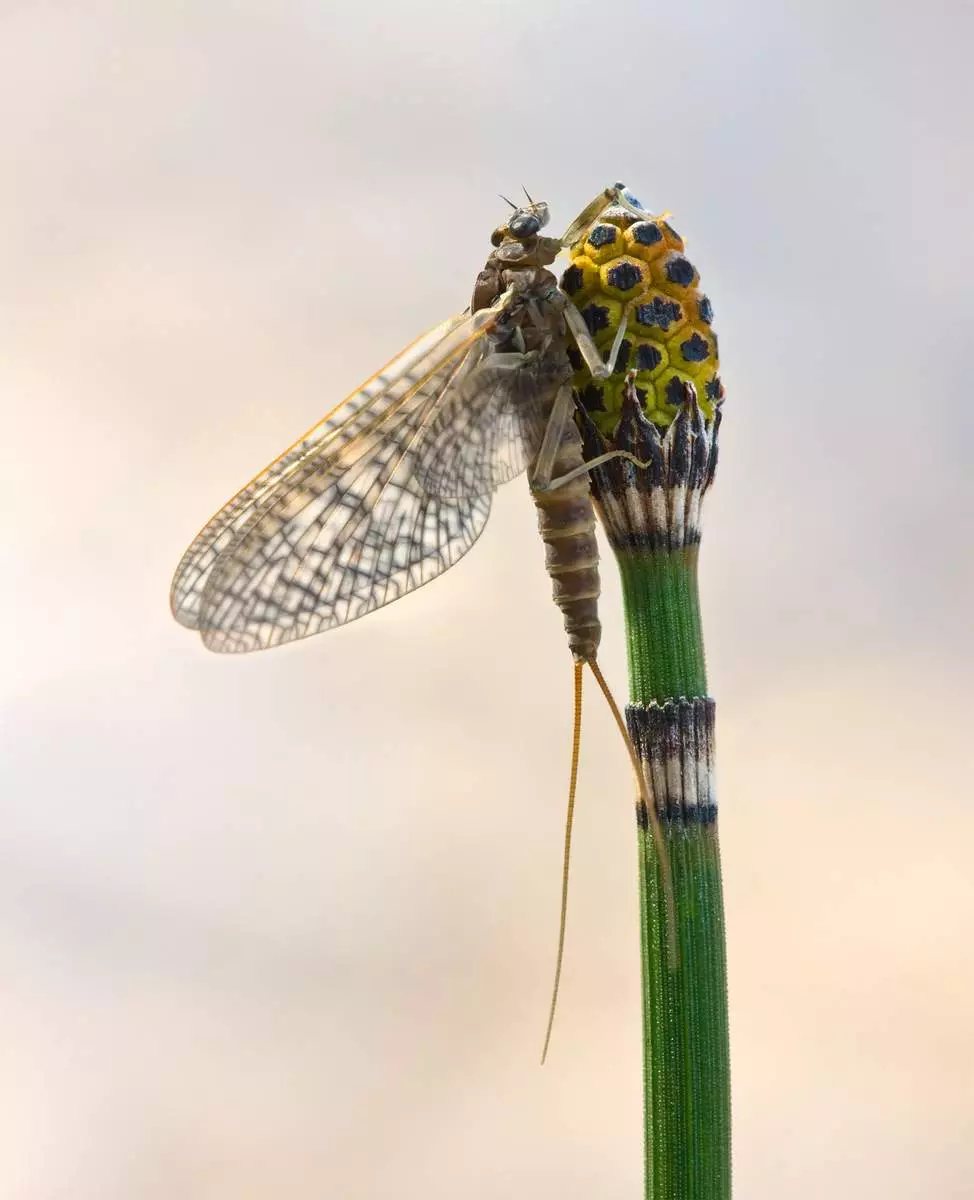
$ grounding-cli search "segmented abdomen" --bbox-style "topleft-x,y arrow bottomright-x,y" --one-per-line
531,424 -> 601,664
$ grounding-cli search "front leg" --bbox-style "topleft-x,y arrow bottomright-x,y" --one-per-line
562,299 -> 611,380
557,182 -> 648,249
534,447 -> 657,493
531,382 -> 655,494
561,295 -> 635,381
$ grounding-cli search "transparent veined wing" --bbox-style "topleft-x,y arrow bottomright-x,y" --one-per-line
171,310 -> 475,632
170,289 -> 544,653
416,351 -> 567,499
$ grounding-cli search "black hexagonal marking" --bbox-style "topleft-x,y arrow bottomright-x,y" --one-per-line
697,295 -> 714,324
665,375 -> 689,407
705,375 -> 724,401
634,343 -> 663,372
680,332 -> 711,363
587,224 -> 618,248
581,303 -> 611,335
566,343 -> 583,371
605,261 -> 644,292
630,221 -> 664,247
665,256 -> 697,287
608,339 -> 631,374
561,264 -> 585,295
578,382 -> 606,413
634,295 -> 684,331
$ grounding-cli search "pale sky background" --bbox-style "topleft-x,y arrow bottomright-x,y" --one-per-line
2,1 -> 972,1197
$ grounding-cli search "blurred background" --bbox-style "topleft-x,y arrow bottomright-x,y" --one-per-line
2,1 -> 972,1196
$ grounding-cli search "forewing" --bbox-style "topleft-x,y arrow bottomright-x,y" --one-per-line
416,353 -> 564,499
175,303 -> 530,652
171,306 -> 498,636
197,387 -> 489,652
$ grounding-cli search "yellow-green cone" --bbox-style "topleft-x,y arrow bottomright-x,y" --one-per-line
562,204 -> 723,436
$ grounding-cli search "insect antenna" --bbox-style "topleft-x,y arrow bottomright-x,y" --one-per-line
587,659 -> 678,970
541,659 -> 585,1065
498,193 -> 518,210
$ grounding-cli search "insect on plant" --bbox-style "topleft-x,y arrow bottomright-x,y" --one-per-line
170,184 -> 676,1056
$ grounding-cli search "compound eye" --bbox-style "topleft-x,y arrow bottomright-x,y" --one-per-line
490,227 -> 506,246
509,211 -> 541,239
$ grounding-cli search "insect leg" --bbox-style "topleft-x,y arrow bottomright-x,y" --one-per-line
531,383 -> 577,490
533,445 -> 657,493
537,372 -> 694,492
603,301 -> 633,375
562,300 -> 611,380
558,183 -> 649,249
557,186 -> 620,248
563,295 -> 634,381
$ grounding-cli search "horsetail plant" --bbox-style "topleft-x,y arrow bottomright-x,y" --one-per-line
563,197 -> 731,1199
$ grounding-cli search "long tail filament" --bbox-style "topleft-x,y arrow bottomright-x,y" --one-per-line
541,659 -> 584,1065
541,657 -> 678,1065
587,658 -> 678,968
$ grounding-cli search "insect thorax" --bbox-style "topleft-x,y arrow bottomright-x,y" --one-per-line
475,258 -> 568,356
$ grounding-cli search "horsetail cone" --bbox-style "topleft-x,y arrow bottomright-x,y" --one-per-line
563,197 -> 724,568
562,204 -> 724,436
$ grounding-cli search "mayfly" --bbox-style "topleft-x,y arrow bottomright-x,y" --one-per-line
170,183 -> 674,1057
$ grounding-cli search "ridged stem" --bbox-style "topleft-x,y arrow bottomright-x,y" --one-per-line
618,547 -> 731,1200
618,547 -> 707,705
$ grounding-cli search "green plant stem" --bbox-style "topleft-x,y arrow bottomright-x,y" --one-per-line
619,546 -> 731,1200
619,546 -> 707,706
